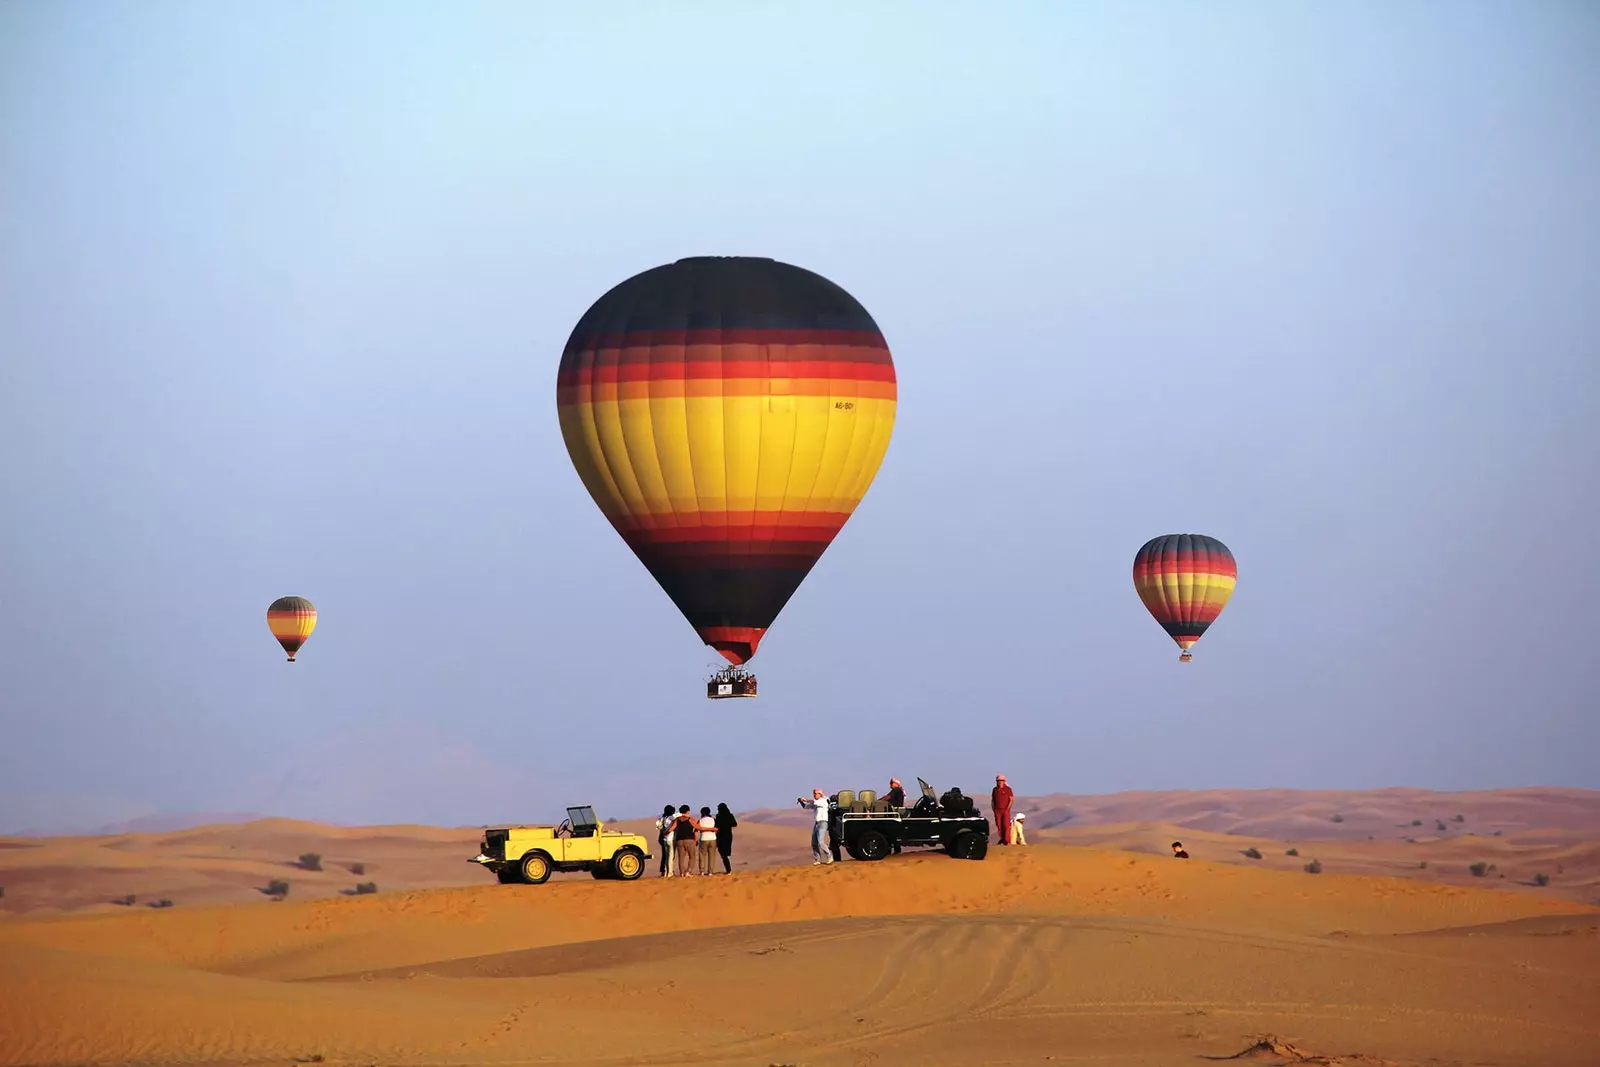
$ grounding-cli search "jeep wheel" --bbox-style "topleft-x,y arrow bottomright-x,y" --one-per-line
590,865 -> 613,879
495,868 -> 520,884
519,851 -> 553,885
612,847 -> 646,881
844,843 -> 864,861
949,831 -> 988,860
856,830 -> 891,861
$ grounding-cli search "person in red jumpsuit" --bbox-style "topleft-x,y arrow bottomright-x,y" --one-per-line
991,774 -> 1015,844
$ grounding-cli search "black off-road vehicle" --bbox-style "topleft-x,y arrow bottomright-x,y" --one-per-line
836,777 -> 990,861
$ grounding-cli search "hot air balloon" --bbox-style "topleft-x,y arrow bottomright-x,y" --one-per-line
266,596 -> 317,662
1132,534 -> 1236,662
556,256 -> 898,698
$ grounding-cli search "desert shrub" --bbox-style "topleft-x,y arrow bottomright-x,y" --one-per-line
1330,814 -> 1345,823
1411,819 -> 1422,826
1303,859 -> 1322,874
1451,814 -> 1465,823
1435,820 -> 1448,831
1469,861 -> 1489,877
348,862 -> 365,876
114,894 -> 135,906
1419,861 -> 1428,868
1243,847 -> 1262,859
0,885 -> 5,899
150,898 -> 174,908
1534,873 -> 1550,886
1492,830 -> 1502,837
354,882 -> 378,895
1285,847 -> 1299,856
298,853 -> 322,872
267,879 -> 290,898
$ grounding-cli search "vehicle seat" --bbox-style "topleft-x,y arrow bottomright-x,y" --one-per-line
837,789 -> 856,810
858,789 -> 877,809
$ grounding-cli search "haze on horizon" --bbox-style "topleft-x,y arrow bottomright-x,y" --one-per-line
2,3 -> 1596,835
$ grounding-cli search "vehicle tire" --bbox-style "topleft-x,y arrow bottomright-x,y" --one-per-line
590,864 -> 613,879
949,831 -> 988,860
856,830 -> 891,861
518,851 -> 553,885
844,843 -> 864,861
495,868 -> 520,884
611,847 -> 646,881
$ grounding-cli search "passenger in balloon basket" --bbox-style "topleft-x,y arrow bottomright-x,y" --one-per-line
991,774 -> 1015,845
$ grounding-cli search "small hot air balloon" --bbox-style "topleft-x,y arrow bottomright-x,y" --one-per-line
556,256 -> 898,698
266,596 -> 317,662
1132,534 -> 1236,662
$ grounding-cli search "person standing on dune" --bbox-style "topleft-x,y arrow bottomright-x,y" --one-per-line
655,804 -> 677,877
696,806 -> 718,875
797,788 -> 833,864
1011,811 -> 1027,845
672,805 -> 698,875
714,802 -> 738,873
884,778 -> 906,853
992,774 -> 1015,845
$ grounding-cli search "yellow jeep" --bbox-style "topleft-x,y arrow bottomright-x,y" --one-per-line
471,805 -> 651,885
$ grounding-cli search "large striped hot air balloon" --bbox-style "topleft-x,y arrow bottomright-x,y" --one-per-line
1132,534 -> 1236,662
266,596 -> 317,662
556,256 -> 897,696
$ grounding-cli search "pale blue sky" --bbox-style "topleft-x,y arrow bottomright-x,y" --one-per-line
2,2 -> 1596,832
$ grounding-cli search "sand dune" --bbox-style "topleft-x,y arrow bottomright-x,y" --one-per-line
4,787 -> 1597,917
1,842 -> 1597,1066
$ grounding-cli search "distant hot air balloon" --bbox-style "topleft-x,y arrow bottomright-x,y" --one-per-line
1132,534 -> 1236,662
266,596 -> 317,662
556,256 -> 898,698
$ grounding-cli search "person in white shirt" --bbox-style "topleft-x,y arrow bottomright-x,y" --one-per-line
696,806 -> 717,875
1011,811 -> 1027,846
797,788 -> 833,864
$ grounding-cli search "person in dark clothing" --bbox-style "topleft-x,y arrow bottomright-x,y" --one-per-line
655,804 -> 676,876
884,778 -> 906,853
1171,841 -> 1190,859
714,802 -> 738,873
672,804 -> 698,876
826,793 -> 843,862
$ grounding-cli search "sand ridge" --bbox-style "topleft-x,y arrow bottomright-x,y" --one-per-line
2,843 -> 1598,1066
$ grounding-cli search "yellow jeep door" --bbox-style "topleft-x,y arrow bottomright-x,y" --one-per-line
564,806 -> 604,863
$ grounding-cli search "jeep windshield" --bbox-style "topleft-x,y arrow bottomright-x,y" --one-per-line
567,806 -> 599,834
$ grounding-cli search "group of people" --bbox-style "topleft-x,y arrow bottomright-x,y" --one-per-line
790,773 -> 1030,865
654,802 -> 738,876
650,774 -> 1034,877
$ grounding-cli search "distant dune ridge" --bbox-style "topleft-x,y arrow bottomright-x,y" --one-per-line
2,786 -> 1596,917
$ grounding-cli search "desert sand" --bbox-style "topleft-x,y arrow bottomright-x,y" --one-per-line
2,789 -> 1598,1065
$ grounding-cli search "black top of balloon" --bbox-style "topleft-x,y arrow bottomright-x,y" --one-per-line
564,256 -> 883,347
